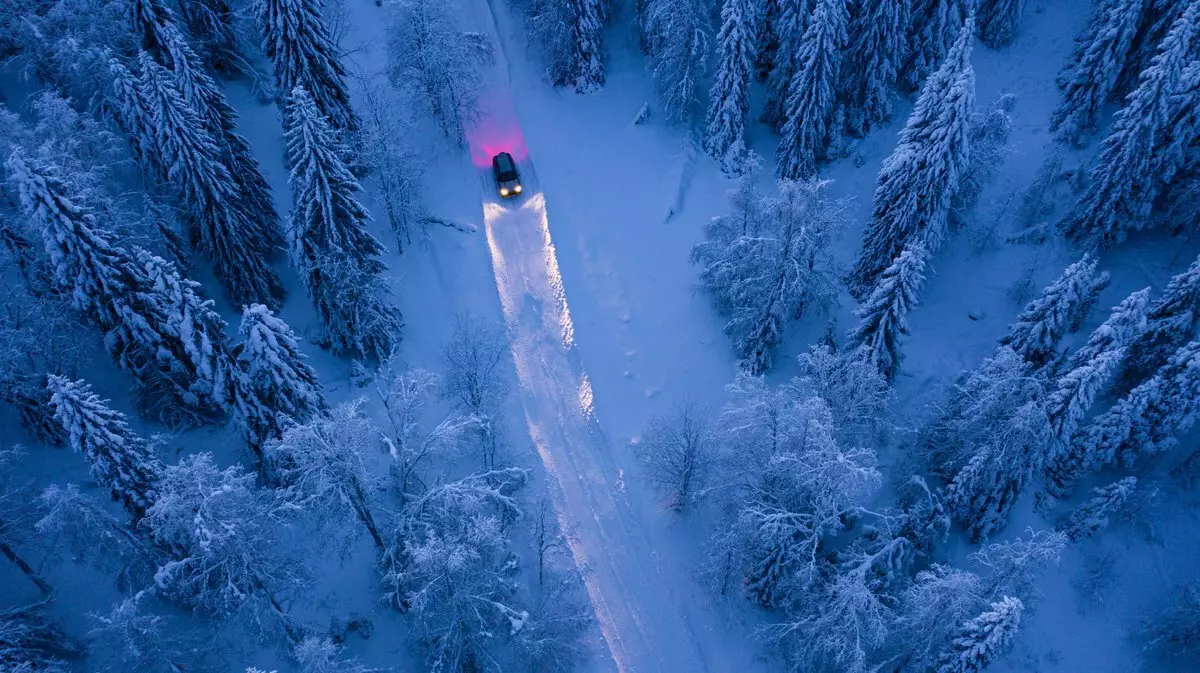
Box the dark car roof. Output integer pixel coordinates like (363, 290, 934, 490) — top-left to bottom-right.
(493, 152, 517, 178)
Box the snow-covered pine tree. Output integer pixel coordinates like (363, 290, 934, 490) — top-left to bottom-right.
(900, 0, 970, 91)
(133, 249, 236, 412)
(1050, 0, 1146, 144)
(761, 0, 814, 129)
(777, 0, 847, 180)
(935, 596, 1024, 673)
(1070, 339, 1200, 473)
(177, 0, 242, 75)
(705, 0, 758, 168)
(840, 0, 910, 137)
(753, 0, 781, 82)
(761, 0, 813, 129)
(1045, 288, 1149, 442)
(46, 376, 163, 519)
(1060, 2, 1200, 247)
(285, 86, 401, 361)
(1115, 0, 1190, 100)
(136, 52, 283, 307)
(6, 150, 229, 423)
(151, 21, 281, 250)
(1059, 476, 1137, 541)
(977, 0, 1025, 48)
(106, 57, 159, 176)
(257, 0, 359, 133)
(692, 178, 847, 373)
(847, 242, 929, 382)
(849, 19, 975, 298)
(644, 0, 712, 123)
(998, 255, 1111, 370)
(572, 0, 606, 92)
(1117, 253, 1200, 391)
(233, 304, 327, 456)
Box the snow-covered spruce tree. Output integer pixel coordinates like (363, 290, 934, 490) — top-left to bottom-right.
(849, 19, 975, 298)
(285, 86, 401, 361)
(945, 397, 1052, 541)
(935, 596, 1024, 673)
(257, 0, 359, 133)
(1042, 291, 1150, 490)
(146, 19, 281, 249)
(1050, 0, 1146, 144)
(571, 0, 606, 92)
(705, 0, 758, 168)
(761, 0, 813, 130)
(636, 402, 715, 510)
(1117, 253, 1200, 391)
(1061, 2, 1200, 247)
(379, 469, 529, 670)
(386, 0, 492, 142)
(900, 0, 971, 91)
(998, 254, 1111, 370)
(840, 0, 910, 137)
(46, 376, 164, 519)
(233, 304, 327, 455)
(777, 0, 847, 180)
(136, 52, 283, 307)
(1070, 339, 1200, 473)
(847, 242, 929, 383)
(692, 178, 848, 373)
(177, 0, 242, 75)
(267, 403, 385, 549)
(753, 0, 781, 81)
(1116, 0, 1190, 99)
(643, 0, 712, 123)
(1059, 476, 1137, 541)
(106, 57, 160, 177)
(1046, 289, 1149, 442)
(977, 0, 1025, 48)
(143, 453, 300, 629)
(5, 150, 229, 423)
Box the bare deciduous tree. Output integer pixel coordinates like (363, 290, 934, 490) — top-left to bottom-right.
(635, 402, 714, 510)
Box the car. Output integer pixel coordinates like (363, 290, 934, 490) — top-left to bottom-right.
(492, 151, 523, 198)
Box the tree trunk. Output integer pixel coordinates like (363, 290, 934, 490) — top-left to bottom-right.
(0, 539, 52, 594)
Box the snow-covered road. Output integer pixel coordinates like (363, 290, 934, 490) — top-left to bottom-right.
(463, 3, 766, 672)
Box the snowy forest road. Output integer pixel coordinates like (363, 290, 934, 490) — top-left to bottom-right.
(461, 2, 763, 672)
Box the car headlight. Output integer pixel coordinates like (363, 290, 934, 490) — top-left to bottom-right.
(500, 188, 509, 196)
(514, 184, 522, 193)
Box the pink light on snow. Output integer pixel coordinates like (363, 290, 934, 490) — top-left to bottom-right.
(466, 89, 528, 167)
